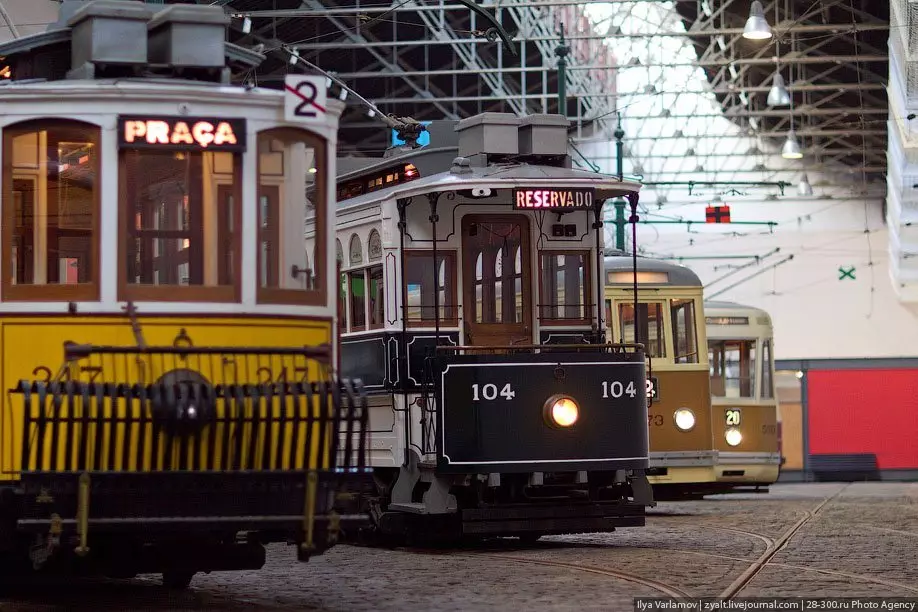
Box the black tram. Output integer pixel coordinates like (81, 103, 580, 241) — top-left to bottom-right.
(334, 114, 653, 542)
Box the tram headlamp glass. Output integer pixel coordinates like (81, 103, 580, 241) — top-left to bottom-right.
(725, 428, 743, 447)
(544, 395, 579, 428)
(674, 408, 695, 431)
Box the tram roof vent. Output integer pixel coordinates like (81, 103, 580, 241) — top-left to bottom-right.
(146, 4, 230, 70)
(66, 0, 155, 75)
(518, 114, 570, 156)
(455, 113, 521, 162)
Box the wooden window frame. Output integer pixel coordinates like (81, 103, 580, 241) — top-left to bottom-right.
(256, 127, 328, 307)
(613, 299, 669, 359)
(671, 298, 700, 364)
(117, 150, 242, 303)
(365, 263, 385, 330)
(2, 118, 101, 302)
(347, 267, 368, 332)
(403, 250, 458, 328)
(538, 249, 593, 326)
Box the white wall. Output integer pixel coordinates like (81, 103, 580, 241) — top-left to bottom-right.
(628, 187, 918, 360)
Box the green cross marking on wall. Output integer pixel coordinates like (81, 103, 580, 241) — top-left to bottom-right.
(838, 266, 856, 280)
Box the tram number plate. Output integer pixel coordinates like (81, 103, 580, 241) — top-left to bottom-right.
(726, 409, 741, 426)
(646, 377, 659, 400)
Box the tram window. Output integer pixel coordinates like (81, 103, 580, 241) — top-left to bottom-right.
(344, 264, 384, 332)
(256, 128, 327, 306)
(618, 302, 666, 357)
(671, 299, 699, 364)
(762, 339, 774, 399)
(339, 272, 347, 332)
(469, 222, 523, 324)
(540, 252, 590, 323)
(708, 340, 756, 398)
(404, 251, 457, 326)
(368, 265, 384, 328)
(348, 270, 366, 331)
(120, 146, 240, 301)
(2, 119, 100, 301)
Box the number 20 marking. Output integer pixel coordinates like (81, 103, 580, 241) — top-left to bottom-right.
(601, 380, 637, 399)
(471, 383, 516, 401)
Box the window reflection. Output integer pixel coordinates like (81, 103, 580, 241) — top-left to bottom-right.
(709, 339, 757, 398)
(404, 251, 456, 325)
(122, 149, 236, 290)
(468, 222, 523, 324)
(257, 128, 326, 304)
(618, 302, 666, 357)
(671, 299, 698, 363)
(762, 339, 774, 399)
(540, 252, 589, 322)
(3, 119, 99, 300)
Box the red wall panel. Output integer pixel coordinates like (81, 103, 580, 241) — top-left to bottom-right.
(807, 369, 918, 469)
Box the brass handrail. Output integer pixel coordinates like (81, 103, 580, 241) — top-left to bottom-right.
(435, 342, 645, 352)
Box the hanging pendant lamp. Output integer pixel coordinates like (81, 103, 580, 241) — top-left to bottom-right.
(767, 72, 791, 106)
(781, 130, 803, 159)
(798, 174, 813, 196)
(743, 1, 773, 40)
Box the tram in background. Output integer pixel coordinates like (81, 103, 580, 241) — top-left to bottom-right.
(328, 112, 654, 543)
(705, 301, 781, 491)
(0, 1, 369, 586)
(604, 255, 720, 499)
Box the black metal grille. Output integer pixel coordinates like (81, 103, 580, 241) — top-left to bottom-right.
(9, 344, 368, 475)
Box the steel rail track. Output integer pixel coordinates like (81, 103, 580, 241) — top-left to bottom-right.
(464, 553, 693, 599)
(717, 484, 849, 599)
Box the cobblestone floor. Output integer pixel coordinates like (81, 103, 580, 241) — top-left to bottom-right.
(0, 482, 915, 610)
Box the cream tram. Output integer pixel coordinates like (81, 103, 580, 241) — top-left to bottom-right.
(604, 255, 722, 499)
(0, 1, 369, 586)
(333, 113, 653, 542)
(705, 300, 781, 490)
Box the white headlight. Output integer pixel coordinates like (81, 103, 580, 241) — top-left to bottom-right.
(725, 428, 742, 447)
(544, 395, 579, 428)
(674, 408, 695, 431)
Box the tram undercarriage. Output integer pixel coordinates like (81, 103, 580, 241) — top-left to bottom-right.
(360, 456, 652, 545)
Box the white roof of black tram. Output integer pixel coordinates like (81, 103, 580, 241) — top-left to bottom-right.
(336, 159, 642, 210)
(604, 254, 703, 288)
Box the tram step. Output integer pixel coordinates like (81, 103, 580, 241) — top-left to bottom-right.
(387, 502, 429, 514)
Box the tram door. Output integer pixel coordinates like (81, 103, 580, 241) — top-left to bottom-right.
(461, 215, 532, 347)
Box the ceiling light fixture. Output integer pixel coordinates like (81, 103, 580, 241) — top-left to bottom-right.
(798, 173, 813, 196)
(742, 1, 773, 40)
(767, 72, 791, 106)
(782, 130, 803, 159)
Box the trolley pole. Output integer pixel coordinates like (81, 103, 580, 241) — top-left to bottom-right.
(613, 114, 627, 251)
(555, 25, 569, 114)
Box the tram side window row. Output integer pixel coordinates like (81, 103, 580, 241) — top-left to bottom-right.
(1, 120, 328, 305)
(708, 338, 774, 399)
(335, 247, 595, 331)
(613, 299, 699, 363)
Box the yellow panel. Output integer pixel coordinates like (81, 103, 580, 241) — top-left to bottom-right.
(711, 402, 779, 454)
(647, 369, 715, 452)
(0, 316, 334, 481)
(779, 402, 804, 470)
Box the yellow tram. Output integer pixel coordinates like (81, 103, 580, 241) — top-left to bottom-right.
(0, 1, 369, 585)
(705, 300, 781, 490)
(604, 255, 719, 499)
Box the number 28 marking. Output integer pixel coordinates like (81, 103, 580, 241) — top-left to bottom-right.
(471, 383, 516, 401)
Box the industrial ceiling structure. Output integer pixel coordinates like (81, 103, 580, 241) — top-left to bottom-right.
(3, 1, 900, 295)
(211, 0, 889, 189)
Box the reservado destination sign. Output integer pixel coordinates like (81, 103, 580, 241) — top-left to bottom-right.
(512, 187, 595, 210)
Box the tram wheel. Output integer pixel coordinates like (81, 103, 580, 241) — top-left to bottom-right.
(162, 570, 195, 589)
